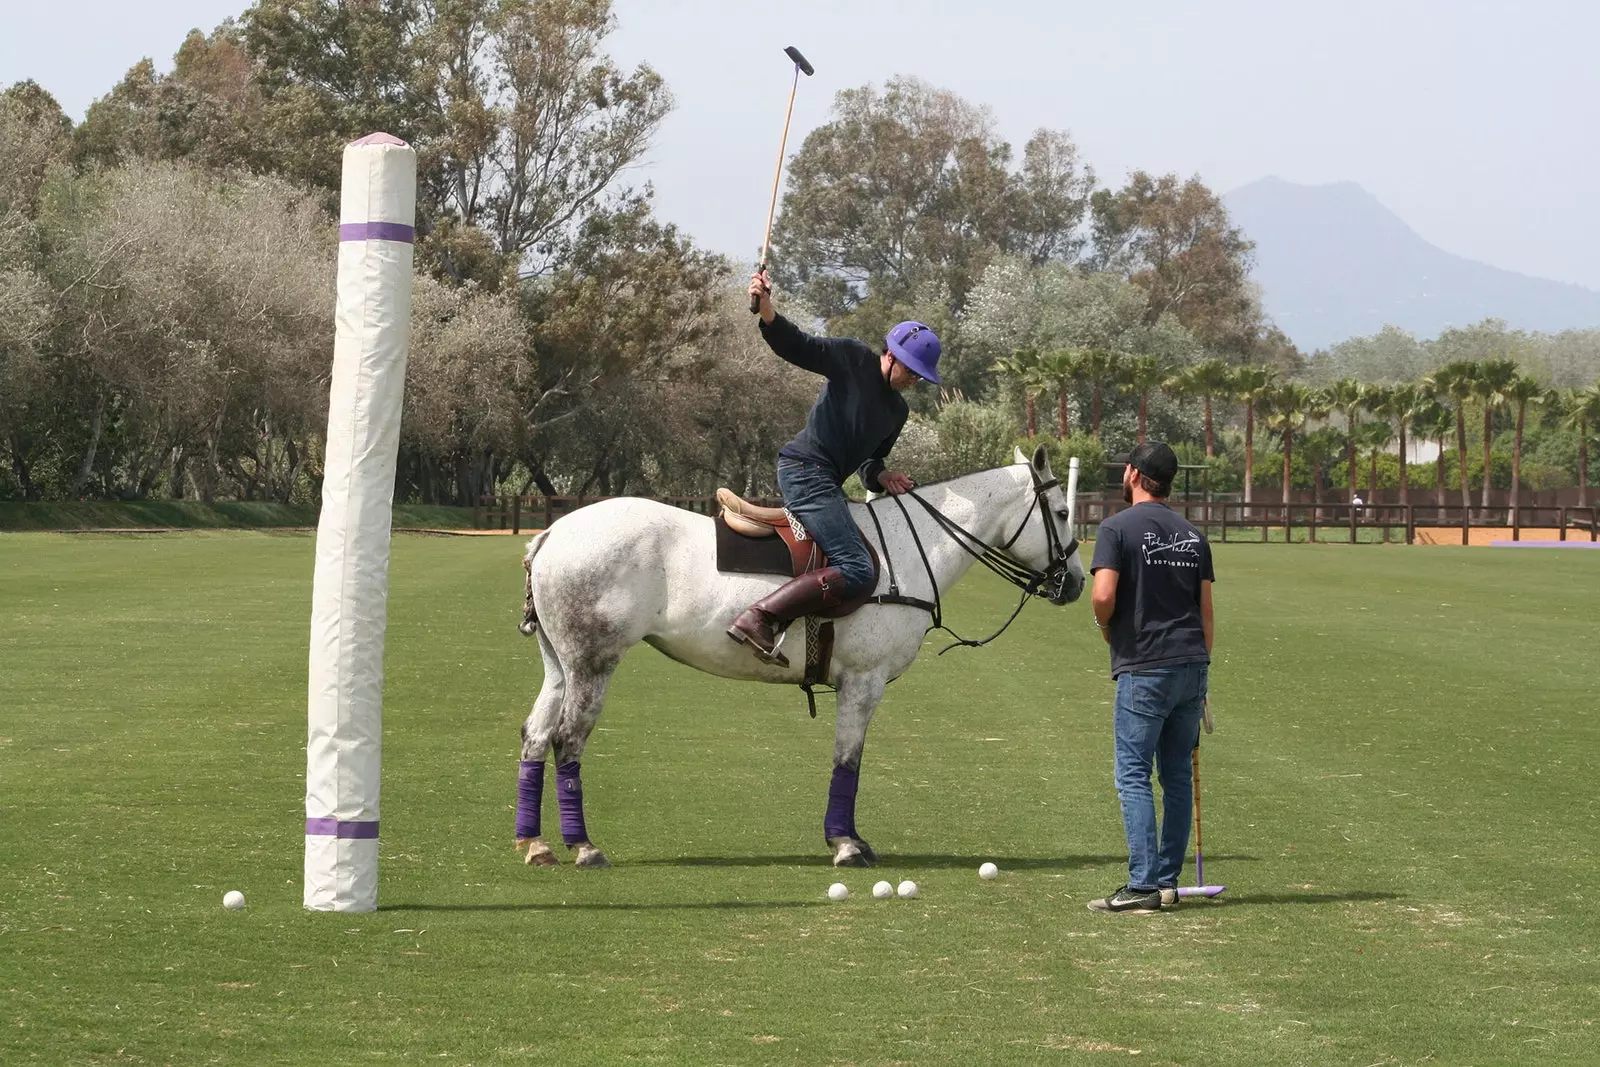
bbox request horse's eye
[1054,508,1071,521]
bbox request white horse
[512,446,1087,868]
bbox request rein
[862,466,1080,655]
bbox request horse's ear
[1032,444,1051,472]
[1013,446,1029,465]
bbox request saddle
[714,488,880,603]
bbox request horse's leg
[552,661,620,869]
[515,629,566,867]
[826,671,888,868]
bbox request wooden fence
[476,493,1598,546]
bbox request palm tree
[1299,428,1345,529]
[1265,383,1320,507]
[1326,378,1368,504]
[1232,366,1277,506]
[992,348,1043,437]
[1424,361,1478,517]
[1027,349,1080,438]
[1502,373,1546,527]
[1557,383,1600,509]
[1115,355,1167,443]
[1076,349,1120,438]
[1170,358,1234,457]
[1359,418,1396,502]
[1472,357,1520,518]
[1375,383,1425,505]
[1413,398,1453,524]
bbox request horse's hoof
[573,843,611,869]
[854,838,878,865]
[517,838,559,867]
[831,840,872,868]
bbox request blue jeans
[777,458,875,597]
[1113,663,1208,891]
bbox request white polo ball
[896,879,919,899]
[827,882,849,901]
[872,880,894,899]
[979,862,999,880]
[222,890,246,910]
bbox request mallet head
[784,46,815,76]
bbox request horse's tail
[518,530,550,636]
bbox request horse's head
[1012,445,1087,606]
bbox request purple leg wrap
[515,760,545,839]
[824,764,860,841]
[556,760,589,845]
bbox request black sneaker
[1087,885,1162,914]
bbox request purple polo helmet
[886,321,942,384]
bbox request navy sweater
[760,314,908,491]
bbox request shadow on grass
[382,900,814,913]
[1198,890,1402,907]
[631,853,1261,870]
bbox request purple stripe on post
[305,818,380,839]
[339,221,415,244]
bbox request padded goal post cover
[304,133,416,913]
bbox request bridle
[862,463,1082,653]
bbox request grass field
[0,500,475,531]
[2,531,1596,1065]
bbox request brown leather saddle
[714,489,887,715]
[714,488,879,616]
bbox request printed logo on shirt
[1141,530,1202,568]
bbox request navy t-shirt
[1090,501,1214,678]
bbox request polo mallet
[749,45,815,313]
[1177,725,1226,899]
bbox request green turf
[1,532,1596,1065]
[0,499,476,531]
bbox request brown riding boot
[727,567,848,668]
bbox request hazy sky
[6,0,1597,290]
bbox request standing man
[1087,442,1215,914]
[727,271,941,666]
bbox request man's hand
[877,471,915,495]
[749,271,775,324]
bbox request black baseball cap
[1128,442,1179,486]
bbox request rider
[727,270,942,664]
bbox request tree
[1325,378,1368,503]
[1413,399,1454,523]
[1425,361,1478,516]
[1168,357,1233,456]
[1089,171,1257,352]
[1024,349,1079,438]
[1358,418,1395,502]
[1556,384,1600,509]
[771,77,1092,324]
[1502,374,1546,527]
[1472,357,1520,517]
[1231,365,1277,506]
[1075,349,1120,438]
[1265,383,1319,507]
[992,348,1044,436]
[1373,383,1426,505]
[1299,428,1345,526]
[1116,355,1167,444]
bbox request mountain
[1223,177,1600,352]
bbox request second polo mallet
[750,46,815,313]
